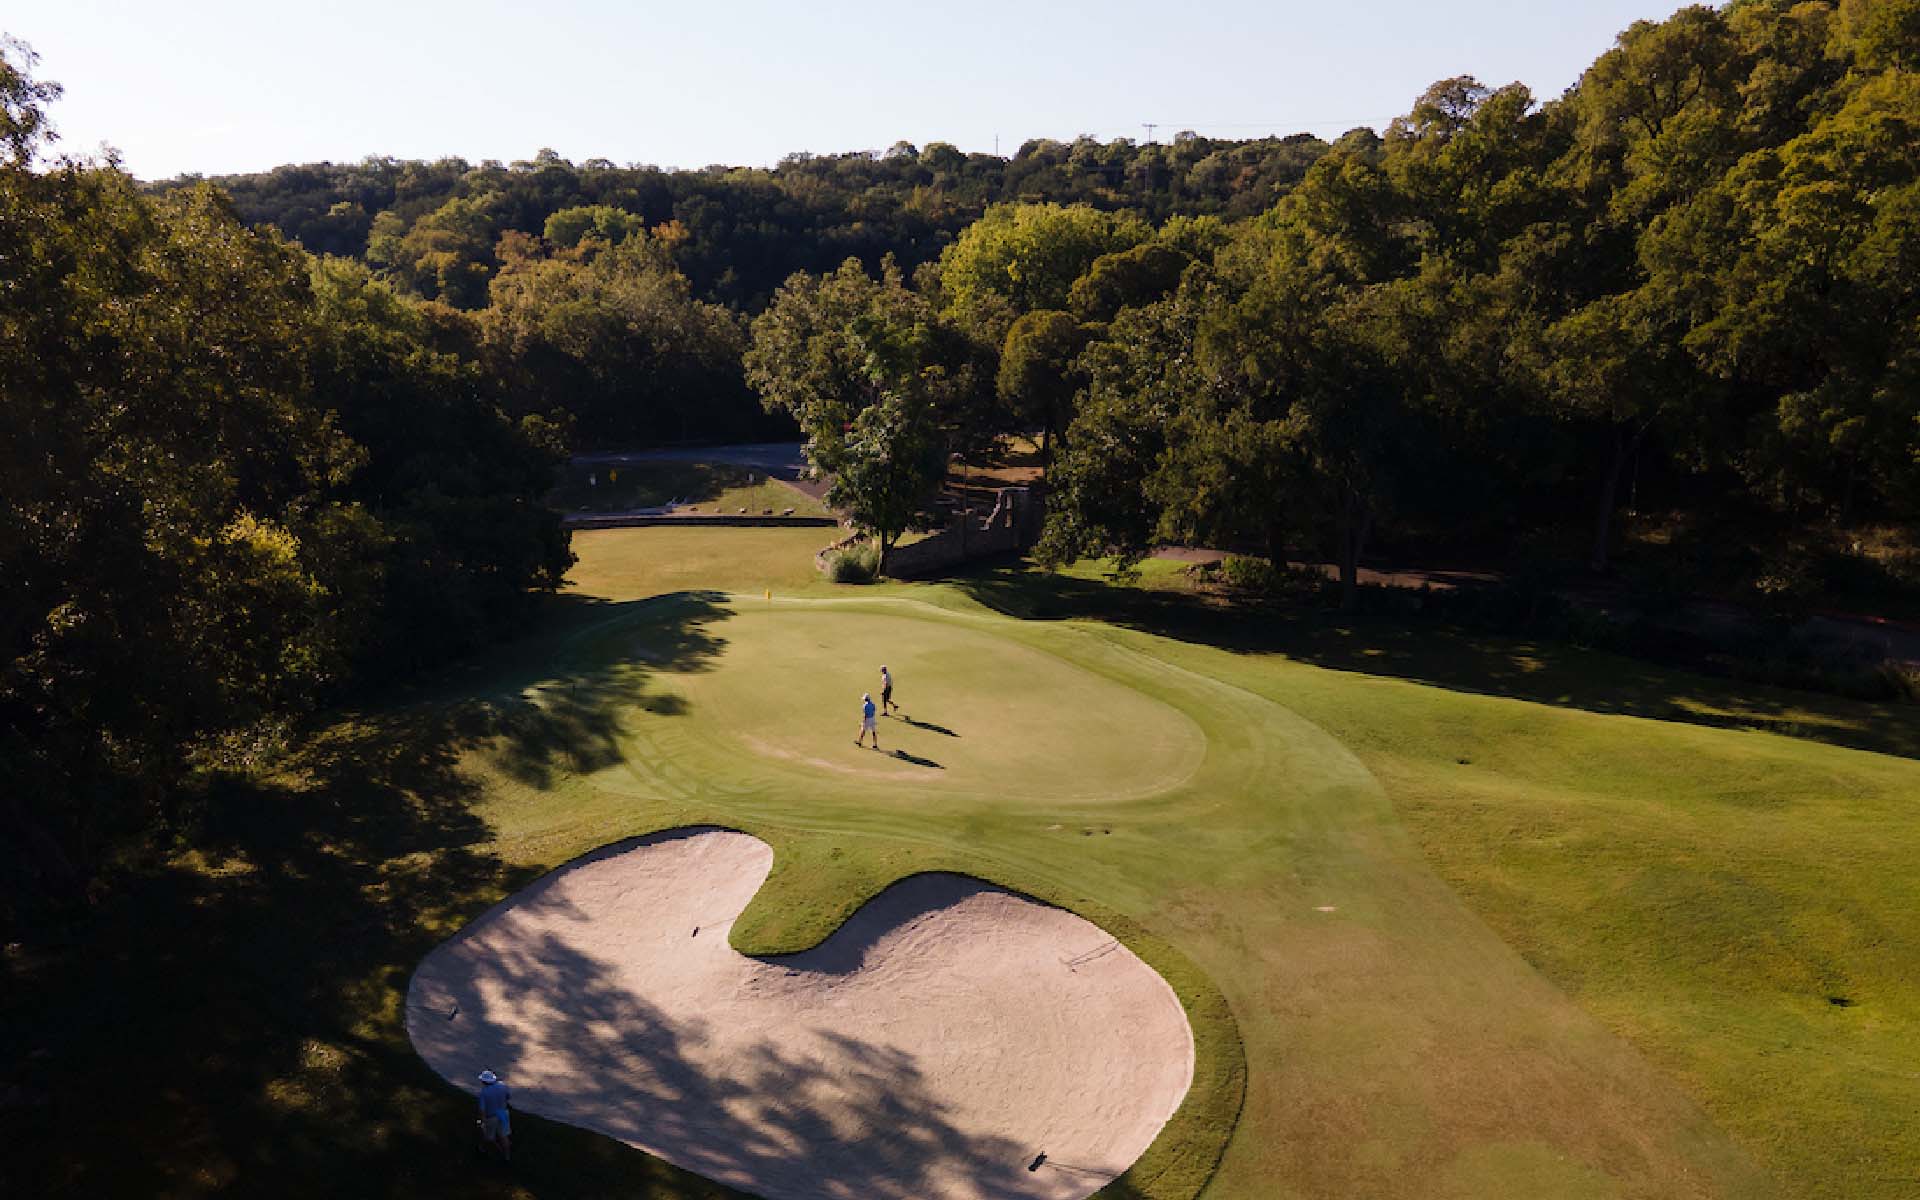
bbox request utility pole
[1143,123,1157,143]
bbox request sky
[7,0,1697,181]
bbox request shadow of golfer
[895,715,960,738]
[890,749,944,770]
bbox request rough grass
[9,528,1920,1200]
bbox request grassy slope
[9,528,1918,1200]
[550,462,830,518]
[948,559,1920,1198]
[1263,661,1920,1198]
[565,526,833,599]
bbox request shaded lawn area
[3,595,749,1200]
[5,580,1238,1200]
[549,461,828,518]
[946,557,1920,762]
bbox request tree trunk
[1336,488,1363,611]
[876,533,891,579]
[1,786,87,907]
[1264,520,1288,570]
[1590,428,1636,574]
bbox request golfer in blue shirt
[477,1070,511,1161]
[856,692,880,750]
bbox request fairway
[452,559,1851,1200]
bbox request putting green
[592,602,1207,803]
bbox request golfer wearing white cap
[855,692,880,750]
[477,1069,512,1161]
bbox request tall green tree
[996,309,1087,462]
[745,257,991,472]
[831,392,946,575]
[0,41,572,911]
[935,202,1150,343]
[1647,27,1920,520]
[483,231,755,447]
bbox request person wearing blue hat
[477,1070,512,1161]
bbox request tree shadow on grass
[0,595,745,1200]
[482,591,730,790]
[948,559,1920,762]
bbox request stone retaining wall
[880,486,1044,579]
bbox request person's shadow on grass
[893,714,959,738]
[889,748,944,769]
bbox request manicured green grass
[1266,666,1920,1199]
[564,526,837,601]
[629,604,1207,801]
[11,526,1920,1200]
[551,461,829,518]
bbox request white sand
[407,828,1195,1200]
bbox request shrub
[1751,550,1820,628]
[825,544,880,584]
[1215,555,1333,603]
[1881,661,1920,703]
[1219,554,1278,593]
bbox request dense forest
[163,131,1330,448]
[6,0,1920,914]
[183,1,1920,589]
[179,134,1330,304]
[737,0,1920,609]
[1,38,573,916]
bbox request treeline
[744,0,1920,609]
[176,134,1329,306]
[1,40,572,915]
[161,133,1330,448]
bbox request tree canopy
[1,44,570,913]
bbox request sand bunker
[407,828,1195,1200]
